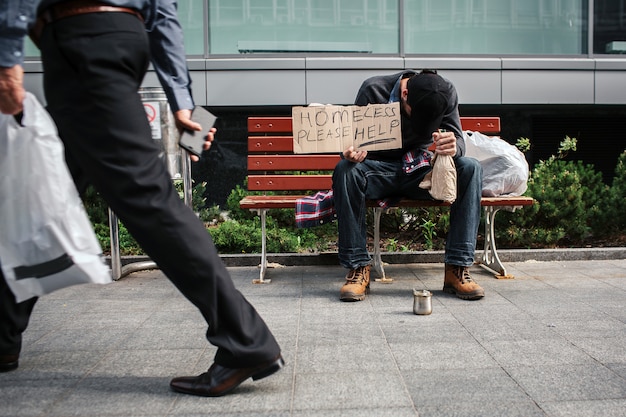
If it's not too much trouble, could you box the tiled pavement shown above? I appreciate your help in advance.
[1,258,626,416]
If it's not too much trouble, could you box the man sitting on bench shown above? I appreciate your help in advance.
[333,69,485,302]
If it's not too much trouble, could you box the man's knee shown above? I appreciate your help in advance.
[456,157,482,178]
[333,159,362,185]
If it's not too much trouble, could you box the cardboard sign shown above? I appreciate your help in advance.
[292,103,402,154]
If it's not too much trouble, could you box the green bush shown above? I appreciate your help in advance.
[208,215,337,254]
[85,138,626,255]
[605,150,626,232]
[366,207,448,250]
[208,219,262,253]
[496,137,613,247]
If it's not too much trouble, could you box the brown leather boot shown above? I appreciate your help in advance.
[340,265,370,302]
[443,264,485,300]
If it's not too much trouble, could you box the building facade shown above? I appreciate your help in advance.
[23,0,626,205]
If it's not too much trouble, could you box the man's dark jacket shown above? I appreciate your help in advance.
[354,70,465,161]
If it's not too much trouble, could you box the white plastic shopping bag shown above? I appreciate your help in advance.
[0,93,111,302]
[463,131,529,197]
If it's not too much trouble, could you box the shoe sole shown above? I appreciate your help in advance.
[252,356,285,381]
[340,285,370,302]
[0,361,18,373]
[442,286,484,300]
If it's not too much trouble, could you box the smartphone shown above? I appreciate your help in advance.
[179,106,217,157]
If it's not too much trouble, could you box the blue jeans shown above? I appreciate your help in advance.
[332,157,482,270]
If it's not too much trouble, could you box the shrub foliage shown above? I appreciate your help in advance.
[85,138,626,255]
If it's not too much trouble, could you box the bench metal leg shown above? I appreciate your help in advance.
[108,208,122,280]
[108,208,158,281]
[372,208,393,283]
[478,206,513,279]
[253,209,271,284]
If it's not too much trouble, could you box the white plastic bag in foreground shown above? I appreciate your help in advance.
[0,93,111,302]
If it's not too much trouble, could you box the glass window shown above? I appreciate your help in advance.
[24,38,40,59]
[594,0,626,54]
[178,0,205,55]
[208,0,399,54]
[21,2,206,59]
[404,0,587,55]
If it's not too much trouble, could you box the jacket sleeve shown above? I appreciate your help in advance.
[147,0,194,112]
[439,82,465,158]
[354,75,392,106]
[0,0,37,67]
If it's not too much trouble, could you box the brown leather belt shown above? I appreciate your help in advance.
[30,0,143,48]
[39,0,143,24]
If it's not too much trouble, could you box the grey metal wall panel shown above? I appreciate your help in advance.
[141,72,162,91]
[205,70,306,106]
[305,57,405,70]
[140,71,207,106]
[305,70,398,105]
[24,73,45,106]
[190,71,208,106]
[502,58,595,70]
[595,59,626,70]
[20,57,626,106]
[186,59,206,71]
[305,69,502,106]
[206,58,305,70]
[439,70,502,105]
[405,57,501,70]
[595,71,626,104]
[502,70,594,104]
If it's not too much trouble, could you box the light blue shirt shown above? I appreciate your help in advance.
[0,0,192,111]
[0,0,37,67]
[388,75,402,104]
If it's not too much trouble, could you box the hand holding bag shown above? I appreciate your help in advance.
[0,93,111,302]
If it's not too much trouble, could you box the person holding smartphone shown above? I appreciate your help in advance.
[0,0,283,397]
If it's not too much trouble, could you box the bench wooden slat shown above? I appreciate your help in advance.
[240,194,534,210]
[247,116,502,137]
[248,117,292,134]
[240,195,309,209]
[248,136,294,152]
[247,174,332,191]
[477,196,534,206]
[248,155,341,171]
[458,117,500,134]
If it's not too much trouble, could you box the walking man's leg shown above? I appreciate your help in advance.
[0,269,37,372]
[39,14,282,396]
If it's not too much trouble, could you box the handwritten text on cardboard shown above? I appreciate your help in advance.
[292,103,402,154]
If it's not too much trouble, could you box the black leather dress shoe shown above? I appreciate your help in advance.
[0,354,19,373]
[170,354,284,397]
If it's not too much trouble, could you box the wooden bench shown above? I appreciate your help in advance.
[240,116,534,283]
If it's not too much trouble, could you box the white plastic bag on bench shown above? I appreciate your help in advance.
[0,93,111,303]
[463,130,529,197]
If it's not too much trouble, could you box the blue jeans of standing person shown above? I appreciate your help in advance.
[332,156,482,270]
